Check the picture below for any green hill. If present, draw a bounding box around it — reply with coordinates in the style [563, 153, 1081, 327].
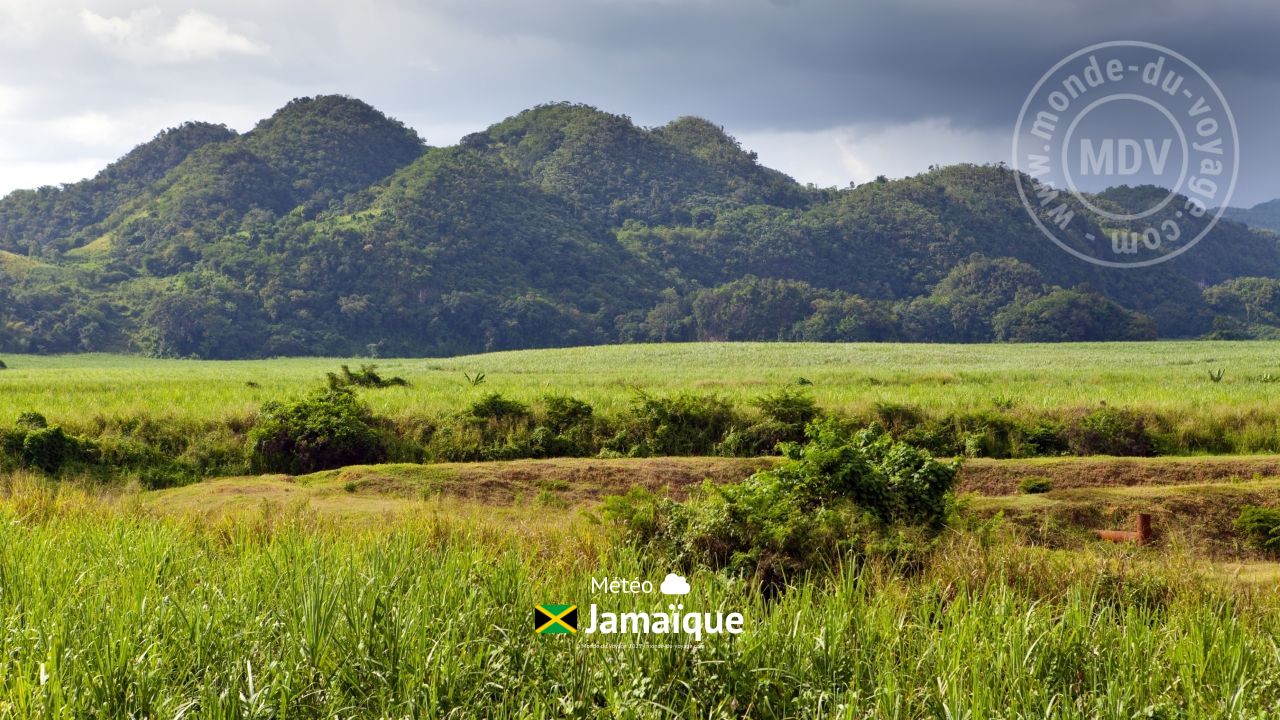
[1223, 199, 1280, 234]
[1, 95, 1279, 356]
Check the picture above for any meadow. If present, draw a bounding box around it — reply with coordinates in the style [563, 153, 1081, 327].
[3, 341, 1280, 426]
[6, 342, 1280, 483]
[0, 474, 1276, 718]
[1, 344, 1280, 717]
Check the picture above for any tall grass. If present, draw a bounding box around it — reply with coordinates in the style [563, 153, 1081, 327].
[0, 477, 1276, 717]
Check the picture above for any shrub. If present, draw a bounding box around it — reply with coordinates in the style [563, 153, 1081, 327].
[608, 392, 739, 456]
[468, 393, 531, 422]
[872, 401, 925, 434]
[326, 364, 408, 390]
[1064, 406, 1155, 456]
[719, 387, 822, 455]
[1234, 506, 1280, 555]
[716, 419, 796, 457]
[16, 411, 47, 430]
[249, 389, 389, 474]
[542, 395, 593, 433]
[21, 426, 94, 474]
[604, 420, 959, 589]
[752, 387, 819, 427]
[0, 359, 7, 369]
[1019, 476, 1053, 494]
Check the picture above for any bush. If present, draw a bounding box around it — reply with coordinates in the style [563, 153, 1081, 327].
[21, 426, 95, 474]
[0, 359, 7, 369]
[1065, 406, 1155, 456]
[872, 402, 925, 434]
[752, 387, 819, 427]
[1235, 506, 1280, 555]
[1019, 476, 1053, 494]
[16, 411, 47, 430]
[326, 364, 408, 390]
[542, 395, 593, 433]
[604, 420, 959, 589]
[719, 387, 822, 455]
[468, 393, 531, 422]
[608, 392, 740, 457]
[249, 389, 390, 474]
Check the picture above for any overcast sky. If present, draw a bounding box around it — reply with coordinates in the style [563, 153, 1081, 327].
[1, 0, 1278, 206]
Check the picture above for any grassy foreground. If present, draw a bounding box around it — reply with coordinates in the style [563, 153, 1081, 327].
[0, 475, 1277, 718]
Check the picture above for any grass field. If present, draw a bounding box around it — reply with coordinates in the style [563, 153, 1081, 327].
[3, 341, 1280, 427]
[2, 344, 1280, 716]
[0, 471, 1277, 717]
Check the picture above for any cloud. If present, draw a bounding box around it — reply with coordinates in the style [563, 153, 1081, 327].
[159, 10, 267, 61]
[49, 112, 123, 147]
[2, 0, 1278, 204]
[659, 573, 690, 595]
[79, 9, 137, 43]
[78, 8, 266, 63]
[736, 119, 1010, 188]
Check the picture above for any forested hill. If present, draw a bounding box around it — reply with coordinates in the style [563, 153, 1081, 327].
[1224, 199, 1280, 234]
[2, 95, 1280, 357]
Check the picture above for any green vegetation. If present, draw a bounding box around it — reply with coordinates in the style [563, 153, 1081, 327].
[249, 389, 395, 474]
[5, 98, 1280, 357]
[7, 343, 1280, 485]
[1018, 475, 1053, 494]
[1224, 198, 1280, 233]
[1235, 506, 1280, 555]
[0, 471, 1276, 716]
[326, 363, 408, 390]
[606, 420, 957, 588]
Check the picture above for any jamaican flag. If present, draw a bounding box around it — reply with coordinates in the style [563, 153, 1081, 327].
[535, 604, 578, 635]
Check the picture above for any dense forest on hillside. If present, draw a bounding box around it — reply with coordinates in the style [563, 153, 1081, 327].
[3, 95, 1280, 357]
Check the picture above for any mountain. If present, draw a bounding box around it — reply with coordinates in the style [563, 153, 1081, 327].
[1223, 199, 1280, 234]
[0, 121, 236, 255]
[1, 96, 1279, 357]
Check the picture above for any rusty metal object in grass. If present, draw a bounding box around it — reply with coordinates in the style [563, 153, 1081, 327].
[1097, 513, 1153, 546]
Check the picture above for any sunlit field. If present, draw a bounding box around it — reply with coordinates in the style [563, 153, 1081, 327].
[0, 476, 1276, 718]
[3, 341, 1280, 426]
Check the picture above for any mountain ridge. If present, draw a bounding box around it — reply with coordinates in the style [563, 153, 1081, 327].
[2, 95, 1278, 357]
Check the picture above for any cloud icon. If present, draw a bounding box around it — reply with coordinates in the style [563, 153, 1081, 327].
[659, 573, 690, 595]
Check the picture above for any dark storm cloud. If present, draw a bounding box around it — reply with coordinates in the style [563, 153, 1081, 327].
[1, 0, 1277, 203]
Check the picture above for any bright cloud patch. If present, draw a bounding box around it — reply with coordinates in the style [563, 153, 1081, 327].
[159, 11, 267, 61]
[78, 8, 265, 63]
[737, 119, 1010, 188]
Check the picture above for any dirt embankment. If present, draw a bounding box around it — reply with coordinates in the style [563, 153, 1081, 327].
[957, 456, 1280, 495]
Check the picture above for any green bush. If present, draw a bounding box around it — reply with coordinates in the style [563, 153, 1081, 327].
[752, 387, 819, 427]
[1019, 476, 1053, 494]
[1065, 406, 1155, 456]
[16, 411, 47, 430]
[468, 393, 531, 422]
[604, 420, 959, 589]
[607, 391, 740, 457]
[1234, 506, 1280, 555]
[542, 395, 593, 433]
[718, 387, 822, 455]
[249, 389, 390, 474]
[326, 364, 408, 390]
[872, 401, 925, 433]
[21, 426, 95, 474]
